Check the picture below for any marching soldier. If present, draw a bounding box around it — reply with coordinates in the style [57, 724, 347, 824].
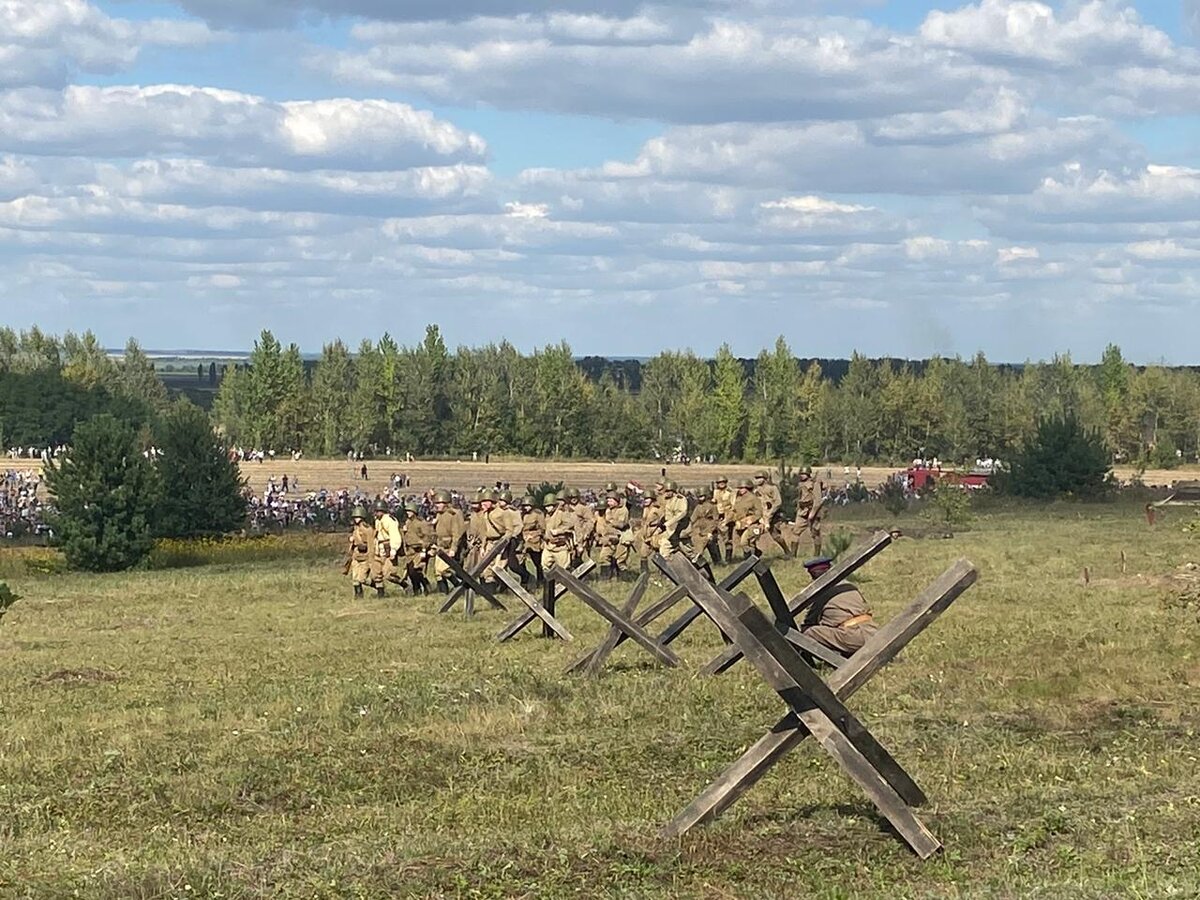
[343, 505, 374, 598]
[595, 492, 633, 579]
[542, 494, 574, 574]
[565, 487, 596, 563]
[712, 476, 735, 562]
[432, 489, 466, 594]
[731, 478, 767, 558]
[683, 486, 721, 567]
[372, 499, 404, 597]
[793, 466, 826, 557]
[659, 480, 689, 559]
[799, 557, 877, 657]
[496, 489, 524, 577]
[402, 504, 434, 595]
[464, 491, 485, 571]
[518, 495, 546, 585]
[475, 489, 511, 585]
[636, 489, 665, 570]
[753, 470, 789, 555]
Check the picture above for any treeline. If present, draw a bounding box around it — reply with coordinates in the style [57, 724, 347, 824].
[0, 328, 168, 447]
[209, 326, 1200, 467]
[3, 324, 1197, 467]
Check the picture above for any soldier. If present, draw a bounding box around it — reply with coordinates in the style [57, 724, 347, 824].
[496, 489, 524, 578]
[683, 486, 721, 567]
[798, 557, 877, 657]
[731, 478, 767, 558]
[659, 480, 690, 559]
[595, 492, 633, 579]
[712, 476, 735, 562]
[432, 489, 466, 594]
[792, 466, 826, 557]
[753, 470, 789, 556]
[476, 489, 511, 585]
[343, 505, 374, 598]
[636, 489, 665, 570]
[518, 495, 546, 585]
[402, 504, 435, 595]
[541, 494, 574, 574]
[372, 499, 404, 597]
[565, 487, 595, 563]
[464, 490, 485, 571]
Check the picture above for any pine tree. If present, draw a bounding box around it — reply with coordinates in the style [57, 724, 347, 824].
[45, 414, 161, 571]
[154, 401, 247, 538]
[1003, 413, 1113, 499]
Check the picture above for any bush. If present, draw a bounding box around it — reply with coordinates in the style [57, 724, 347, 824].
[154, 401, 248, 538]
[526, 481, 565, 507]
[1000, 413, 1113, 500]
[925, 484, 973, 529]
[879, 478, 909, 516]
[0, 581, 17, 627]
[1149, 435, 1182, 470]
[44, 414, 161, 572]
[825, 528, 853, 561]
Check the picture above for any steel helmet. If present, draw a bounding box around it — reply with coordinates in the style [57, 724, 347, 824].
[433, 489, 452, 504]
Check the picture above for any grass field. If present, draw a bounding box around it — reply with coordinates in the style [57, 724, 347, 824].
[2, 499, 1199, 897]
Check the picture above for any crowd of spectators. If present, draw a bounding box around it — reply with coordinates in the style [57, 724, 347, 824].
[2, 469, 52, 539]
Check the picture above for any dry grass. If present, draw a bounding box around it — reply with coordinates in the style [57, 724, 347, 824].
[0, 499, 1198, 897]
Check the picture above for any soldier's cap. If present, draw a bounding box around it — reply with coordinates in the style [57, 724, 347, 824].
[432, 489, 452, 504]
[479, 488, 497, 503]
[373, 500, 390, 513]
[542, 493, 558, 507]
[755, 470, 769, 479]
[565, 486, 581, 500]
[662, 479, 678, 492]
[499, 489, 513, 503]
[520, 495, 535, 507]
[737, 478, 754, 489]
[803, 556, 833, 571]
[350, 505, 368, 519]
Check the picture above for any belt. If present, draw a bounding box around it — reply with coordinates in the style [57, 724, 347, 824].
[840, 614, 873, 629]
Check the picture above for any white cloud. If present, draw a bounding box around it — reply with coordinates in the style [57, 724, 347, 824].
[0, 0, 219, 88]
[0, 86, 487, 169]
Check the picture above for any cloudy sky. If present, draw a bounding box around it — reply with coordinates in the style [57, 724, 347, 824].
[2, 0, 1200, 361]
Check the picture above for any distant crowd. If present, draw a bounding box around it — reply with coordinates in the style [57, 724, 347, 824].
[1, 469, 52, 539]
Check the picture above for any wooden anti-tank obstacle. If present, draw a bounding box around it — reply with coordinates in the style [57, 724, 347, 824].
[662, 553, 978, 858]
[437, 537, 511, 617]
[494, 559, 597, 642]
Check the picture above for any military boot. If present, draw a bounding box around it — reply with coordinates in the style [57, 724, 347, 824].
[353, 583, 363, 599]
[376, 585, 386, 598]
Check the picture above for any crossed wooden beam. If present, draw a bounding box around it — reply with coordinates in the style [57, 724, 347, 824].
[494, 559, 596, 642]
[662, 553, 978, 858]
[437, 538, 511, 616]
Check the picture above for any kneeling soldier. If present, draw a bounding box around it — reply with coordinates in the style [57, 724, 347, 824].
[799, 557, 877, 657]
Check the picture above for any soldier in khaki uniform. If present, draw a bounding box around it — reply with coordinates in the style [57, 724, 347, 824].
[636, 489, 665, 571]
[798, 557, 877, 657]
[541, 494, 574, 573]
[432, 489, 466, 594]
[343, 505, 374, 598]
[683, 486, 720, 566]
[791, 467, 826, 558]
[712, 476, 735, 562]
[402, 504, 434, 595]
[595, 493, 633, 579]
[658, 480, 690, 558]
[372, 499, 404, 597]
[464, 491, 485, 571]
[518, 496, 545, 585]
[753, 470, 789, 556]
[496, 489, 524, 579]
[564, 487, 595, 564]
[475, 489, 511, 584]
[731, 478, 767, 558]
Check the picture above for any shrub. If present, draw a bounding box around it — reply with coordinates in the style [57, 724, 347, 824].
[44, 414, 161, 572]
[154, 401, 248, 538]
[825, 528, 853, 561]
[879, 478, 909, 516]
[999, 413, 1113, 500]
[1148, 435, 1182, 470]
[925, 484, 973, 529]
[526, 481, 565, 506]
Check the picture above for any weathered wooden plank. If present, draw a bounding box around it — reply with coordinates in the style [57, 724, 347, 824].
[553, 568, 680, 669]
[581, 573, 650, 678]
[754, 562, 796, 632]
[564, 557, 757, 674]
[437, 538, 511, 613]
[782, 628, 847, 669]
[496, 560, 596, 642]
[652, 554, 757, 646]
[493, 568, 573, 642]
[670, 560, 926, 808]
[662, 558, 977, 839]
[700, 531, 892, 674]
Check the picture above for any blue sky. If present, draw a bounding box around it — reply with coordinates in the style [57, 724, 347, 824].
[3, 0, 1200, 362]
